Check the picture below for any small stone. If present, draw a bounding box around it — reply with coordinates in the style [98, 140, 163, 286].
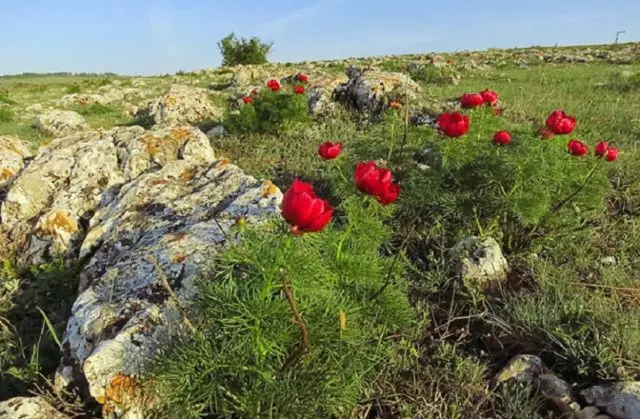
[581, 381, 640, 419]
[600, 256, 617, 267]
[493, 354, 544, 385]
[452, 236, 508, 290]
[205, 125, 226, 138]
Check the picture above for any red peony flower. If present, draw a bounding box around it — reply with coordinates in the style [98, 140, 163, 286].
[546, 110, 577, 135]
[297, 73, 309, 83]
[438, 112, 470, 137]
[605, 147, 619, 162]
[460, 93, 484, 108]
[266, 79, 281, 92]
[242, 96, 253, 104]
[567, 139, 588, 156]
[354, 161, 400, 205]
[493, 130, 512, 146]
[595, 141, 609, 157]
[318, 141, 342, 160]
[294, 85, 305, 94]
[281, 180, 333, 235]
[480, 89, 499, 105]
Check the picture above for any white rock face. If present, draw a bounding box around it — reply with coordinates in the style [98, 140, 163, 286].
[35, 110, 90, 136]
[55, 159, 281, 416]
[1, 125, 214, 265]
[137, 84, 224, 126]
[0, 136, 32, 188]
[582, 382, 640, 419]
[0, 397, 69, 419]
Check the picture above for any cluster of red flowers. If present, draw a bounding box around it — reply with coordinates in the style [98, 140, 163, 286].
[281, 142, 400, 235]
[461, 89, 499, 108]
[241, 74, 309, 103]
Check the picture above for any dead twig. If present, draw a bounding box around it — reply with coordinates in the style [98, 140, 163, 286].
[148, 255, 198, 335]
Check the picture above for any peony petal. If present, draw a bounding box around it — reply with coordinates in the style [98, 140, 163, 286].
[303, 204, 334, 232]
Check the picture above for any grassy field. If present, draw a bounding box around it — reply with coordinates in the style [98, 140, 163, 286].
[2, 45, 640, 417]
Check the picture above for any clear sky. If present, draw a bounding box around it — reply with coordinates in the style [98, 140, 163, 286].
[1, 0, 638, 76]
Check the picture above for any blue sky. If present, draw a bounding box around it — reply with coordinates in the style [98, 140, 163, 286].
[1, 0, 638, 75]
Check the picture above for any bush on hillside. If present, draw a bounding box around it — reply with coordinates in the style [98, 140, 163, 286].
[146, 195, 414, 418]
[225, 81, 309, 133]
[218, 32, 272, 67]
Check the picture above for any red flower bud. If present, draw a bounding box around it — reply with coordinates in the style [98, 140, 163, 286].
[460, 93, 484, 108]
[281, 180, 333, 235]
[481, 89, 499, 105]
[354, 161, 400, 205]
[318, 142, 342, 160]
[546, 110, 577, 135]
[294, 85, 305, 94]
[438, 112, 470, 138]
[605, 147, 619, 162]
[595, 141, 609, 157]
[493, 130, 512, 146]
[266, 79, 281, 92]
[297, 73, 309, 83]
[242, 96, 253, 104]
[567, 139, 588, 157]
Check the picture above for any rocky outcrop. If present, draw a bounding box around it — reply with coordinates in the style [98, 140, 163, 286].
[136, 84, 223, 127]
[0, 397, 69, 419]
[0, 136, 32, 189]
[35, 110, 90, 136]
[333, 66, 419, 115]
[1, 125, 214, 265]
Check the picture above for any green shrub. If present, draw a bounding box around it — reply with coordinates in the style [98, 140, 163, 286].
[408, 64, 460, 85]
[0, 92, 16, 105]
[65, 84, 81, 94]
[218, 32, 272, 66]
[226, 85, 309, 133]
[146, 196, 414, 418]
[399, 107, 610, 251]
[0, 108, 14, 123]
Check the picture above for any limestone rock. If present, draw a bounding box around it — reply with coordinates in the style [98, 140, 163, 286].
[452, 236, 508, 289]
[1, 125, 214, 265]
[333, 66, 419, 115]
[0, 136, 32, 188]
[25, 103, 44, 113]
[0, 397, 69, 419]
[581, 382, 640, 419]
[35, 110, 90, 137]
[137, 84, 223, 127]
[57, 89, 125, 106]
[55, 159, 282, 417]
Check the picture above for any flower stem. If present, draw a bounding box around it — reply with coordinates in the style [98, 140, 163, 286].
[334, 161, 349, 184]
[280, 269, 309, 372]
[552, 157, 604, 213]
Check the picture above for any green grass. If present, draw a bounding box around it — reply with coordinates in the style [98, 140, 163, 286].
[1, 44, 640, 417]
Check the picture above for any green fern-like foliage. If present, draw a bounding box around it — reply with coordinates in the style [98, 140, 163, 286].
[400, 106, 610, 246]
[146, 196, 414, 418]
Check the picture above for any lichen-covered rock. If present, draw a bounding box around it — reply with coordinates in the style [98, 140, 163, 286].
[581, 382, 640, 419]
[451, 236, 508, 290]
[493, 354, 544, 385]
[137, 84, 223, 127]
[35, 110, 90, 137]
[333, 66, 419, 115]
[0, 396, 70, 419]
[1, 125, 214, 264]
[0, 136, 32, 188]
[57, 89, 125, 106]
[55, 159, 282, 417]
